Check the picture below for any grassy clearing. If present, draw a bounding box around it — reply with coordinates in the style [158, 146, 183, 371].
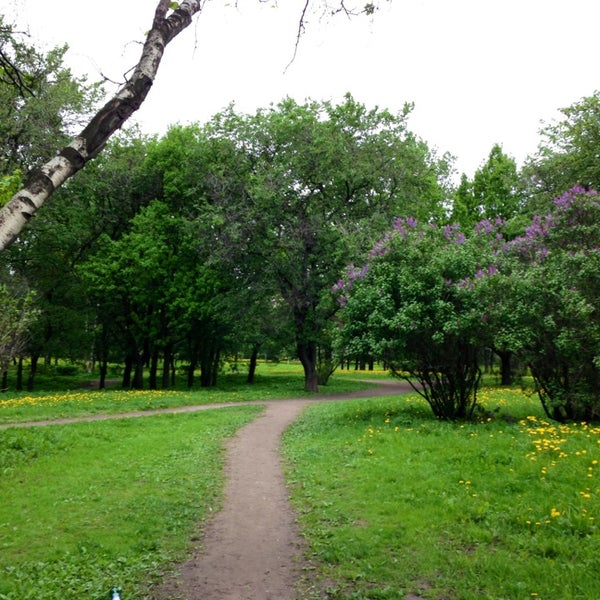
[0, 365, 375, 425]
[283, 388, 600, 600]
[0, 406, 262, 599]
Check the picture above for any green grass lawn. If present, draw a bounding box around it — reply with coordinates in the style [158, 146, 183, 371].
[0, 406, 263, 600]
[0, 366, 378, 599]
[3, 369, 598, 599]
[283, 388, 600, 599]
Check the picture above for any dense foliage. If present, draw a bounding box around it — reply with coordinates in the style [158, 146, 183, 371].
[470, 187, 600, 421]
[196, 96, 450, 391]
[335, 218, 485, 419]
[0, 18, 101, 176]
[337, 187, 600, 421]
[525, 91, 600, 208]
[1, 95, 451, 392]
[1, 32, 600, 415]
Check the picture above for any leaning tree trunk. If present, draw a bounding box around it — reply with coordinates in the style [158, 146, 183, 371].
[247, 343, 260, 384]
[0, 0, 202, 250]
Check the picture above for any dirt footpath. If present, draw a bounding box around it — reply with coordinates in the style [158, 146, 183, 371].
[151, 380, 413, 600]
[153, 399, 311, 600]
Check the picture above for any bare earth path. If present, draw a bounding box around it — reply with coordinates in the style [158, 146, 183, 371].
[153, 398, 312, 600]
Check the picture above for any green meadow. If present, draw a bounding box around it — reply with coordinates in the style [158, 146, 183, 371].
[283, 388, 600, 599]
[0, 407, 263, 599]
[1, 366, 599, 599]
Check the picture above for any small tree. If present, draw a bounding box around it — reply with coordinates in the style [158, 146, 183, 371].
[336, 218, 485, 420]
[469, 187, 600, 421]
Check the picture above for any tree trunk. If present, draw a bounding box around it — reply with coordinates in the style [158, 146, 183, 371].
[0, 0, 202, 250]
[133, 351, 145, 389]
[187, 357, 197, 388]
[297, 341, 319, 392]
[99, 359, 108, 389]
[27, 354, 39, 391]
[122, 354, 133, 388]
[247, 343, 260, 384]
[499, 352, 513, 385]
[1, 370, 7, 391]
[16, 356, 23, 391]
[149, 349, 159, 390]
[200, 351, 213, 388]
[211, 349, 220, 386]
[162, 343, 173, 388]
[495, 349, 513, 386]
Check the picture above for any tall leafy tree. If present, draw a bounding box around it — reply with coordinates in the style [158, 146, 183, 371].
[80, 201, 186, 389]
[0, 133, 151, 388]
[202, 96, 449, 391]
[472, 144, 523, 221]
[451, 144, 524, 228]
[450, 173, 477, 229]
[0, 18, 101, 175]
[524, 91, 600, 211]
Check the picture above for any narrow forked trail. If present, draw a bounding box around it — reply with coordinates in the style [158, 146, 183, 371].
[151, 380, 413, 600]
[1, 379, 414, 599]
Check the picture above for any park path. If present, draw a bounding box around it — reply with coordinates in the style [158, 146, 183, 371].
[151, 380, 413, 600]
[152, 398, 313, 599]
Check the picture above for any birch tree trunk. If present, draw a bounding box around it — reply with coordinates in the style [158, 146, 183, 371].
[0, 0, 202, 251]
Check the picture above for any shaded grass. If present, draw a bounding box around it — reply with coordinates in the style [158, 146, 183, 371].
[0, 406, 262, 599]
[283, 388, 600, 599]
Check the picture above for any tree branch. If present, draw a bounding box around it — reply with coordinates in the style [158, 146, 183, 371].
[0, 0, 203, 251]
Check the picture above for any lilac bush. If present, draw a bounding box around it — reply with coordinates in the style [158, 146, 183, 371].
[470, 186, 600, 421]
[337, 186, 600, 422]
[335, 219, 486, 420]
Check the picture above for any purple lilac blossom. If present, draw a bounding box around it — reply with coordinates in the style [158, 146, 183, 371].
[392, 216, 418, 238]
[553, 186, 593, 209]
[442, 223, 467, 244]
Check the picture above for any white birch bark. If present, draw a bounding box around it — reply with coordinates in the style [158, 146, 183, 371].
[0, 0, 202, 251]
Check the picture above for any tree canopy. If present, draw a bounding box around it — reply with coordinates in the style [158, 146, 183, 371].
[194, 96, 450, 390]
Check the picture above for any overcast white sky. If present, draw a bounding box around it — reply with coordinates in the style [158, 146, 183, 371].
[5, 0, 600, 179]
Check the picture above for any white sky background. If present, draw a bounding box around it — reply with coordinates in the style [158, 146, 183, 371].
[4, 0, 600, 180]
